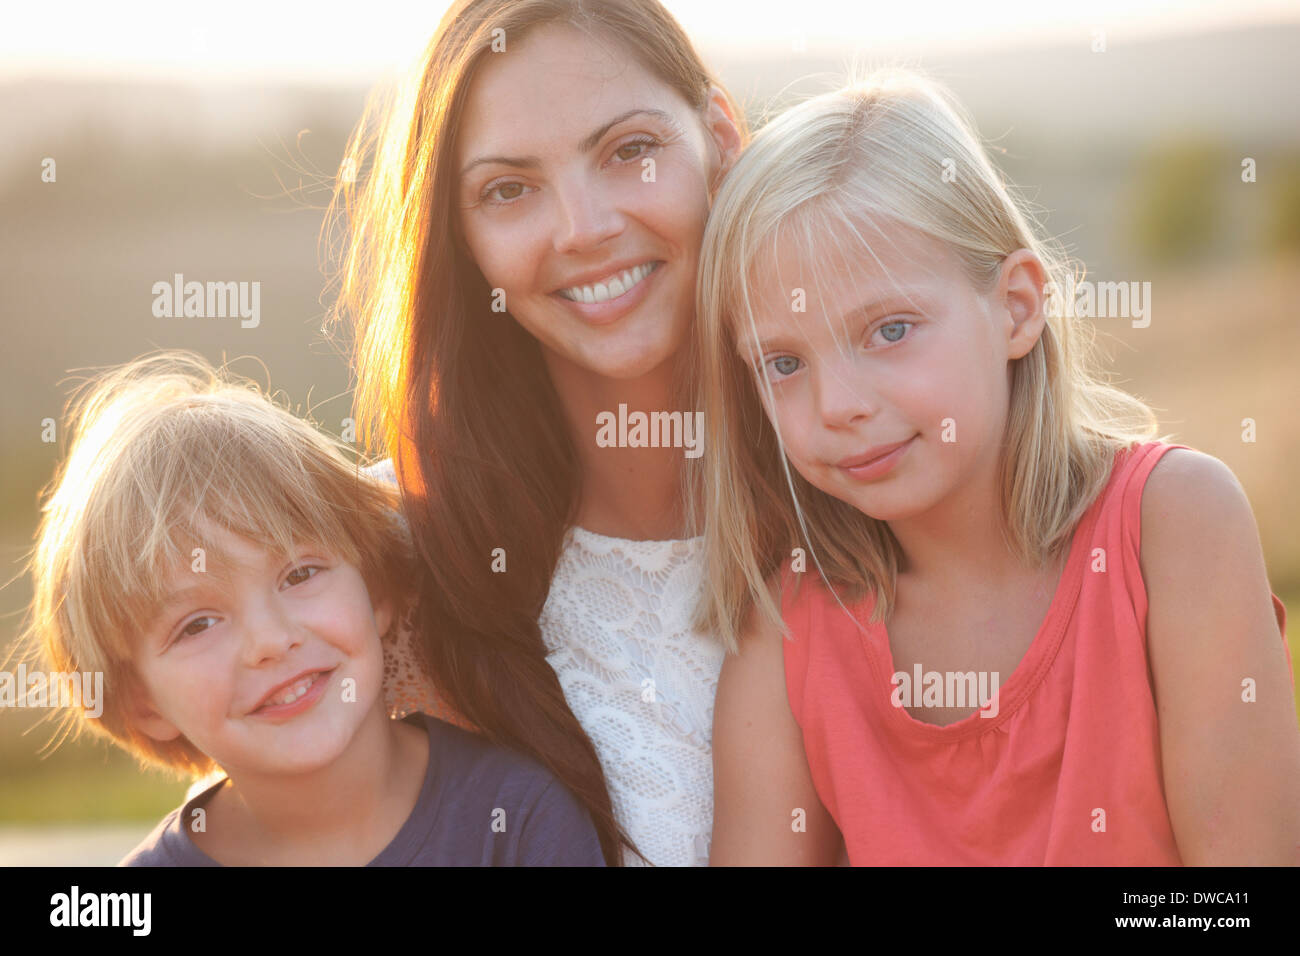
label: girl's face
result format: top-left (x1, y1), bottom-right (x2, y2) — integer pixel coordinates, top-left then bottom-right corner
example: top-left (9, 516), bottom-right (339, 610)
top-left (738, 221), bottom-right (1045, 523)
top-left (129, 524), bottom-right (392, 778)
top-left (455, 22), bottom-right (738, 382)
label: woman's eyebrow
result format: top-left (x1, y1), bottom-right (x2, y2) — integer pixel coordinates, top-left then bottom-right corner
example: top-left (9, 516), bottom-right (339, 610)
top-left (460, 108), bottom-right (677, 178)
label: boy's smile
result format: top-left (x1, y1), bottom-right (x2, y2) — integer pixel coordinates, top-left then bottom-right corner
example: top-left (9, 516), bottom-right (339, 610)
top-left (246, 666), bottom-right (338, 721)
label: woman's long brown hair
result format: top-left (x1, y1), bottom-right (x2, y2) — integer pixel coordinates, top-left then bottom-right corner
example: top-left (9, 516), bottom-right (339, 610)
top-left (326, 0), bottom-right (749, 865)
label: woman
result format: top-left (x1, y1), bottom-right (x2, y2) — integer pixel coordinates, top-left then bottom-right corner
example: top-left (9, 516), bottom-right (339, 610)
top-left (328, 0), bottom-right (747, 865)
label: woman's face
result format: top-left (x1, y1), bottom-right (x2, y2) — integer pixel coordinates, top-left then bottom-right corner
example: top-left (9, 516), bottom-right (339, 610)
top-left (455, 22), bottom-right (739, 382)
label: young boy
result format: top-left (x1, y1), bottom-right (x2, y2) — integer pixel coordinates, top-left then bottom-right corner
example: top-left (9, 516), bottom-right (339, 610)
top-left (21, 351), bottom-right (606, 866)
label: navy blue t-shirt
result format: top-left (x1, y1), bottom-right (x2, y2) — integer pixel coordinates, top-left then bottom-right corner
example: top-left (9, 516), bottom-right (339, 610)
top-left (120, 714), bottom-right (606, 866)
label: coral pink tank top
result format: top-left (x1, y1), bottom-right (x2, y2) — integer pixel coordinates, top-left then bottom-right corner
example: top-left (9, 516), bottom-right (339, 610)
top-left (781, 442), bottom-right (1291, 865)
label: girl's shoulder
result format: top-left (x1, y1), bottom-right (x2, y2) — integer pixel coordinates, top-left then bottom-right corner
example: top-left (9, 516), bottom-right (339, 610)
top-left (1134, 442), bottom-right (1286, 646)
top-left (1136, 443), bottom-right (1254, 556)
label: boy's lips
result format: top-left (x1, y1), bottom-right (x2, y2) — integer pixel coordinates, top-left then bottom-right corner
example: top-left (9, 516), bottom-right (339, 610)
top-left (248, 667), bottom-right (336, 716)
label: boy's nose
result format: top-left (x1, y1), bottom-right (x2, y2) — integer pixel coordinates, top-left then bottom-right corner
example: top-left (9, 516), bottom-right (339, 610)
top-left (240, 602), bottom-right (303, 666)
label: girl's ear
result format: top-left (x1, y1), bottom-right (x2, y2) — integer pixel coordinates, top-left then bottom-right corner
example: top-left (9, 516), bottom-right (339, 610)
top-left (999, 249), bottom-right (1049, 360)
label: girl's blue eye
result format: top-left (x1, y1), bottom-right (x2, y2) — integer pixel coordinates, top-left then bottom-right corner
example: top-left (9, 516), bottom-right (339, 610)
top-left (877, 321), bottom-right (911, 344)
top-left (766, 355), bottom-right (801, 379)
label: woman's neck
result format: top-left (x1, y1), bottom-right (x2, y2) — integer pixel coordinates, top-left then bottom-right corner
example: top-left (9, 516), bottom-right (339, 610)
top-left (545, 351), bottom-right (693, 541)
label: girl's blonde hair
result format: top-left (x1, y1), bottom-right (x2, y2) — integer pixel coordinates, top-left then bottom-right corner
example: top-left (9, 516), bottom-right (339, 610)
top-left (16, 351), bottom-right (413, 777)
top-left (688, 69), bottom-right (1158, 652)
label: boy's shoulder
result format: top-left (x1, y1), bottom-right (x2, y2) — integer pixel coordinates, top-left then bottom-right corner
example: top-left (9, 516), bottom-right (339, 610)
top-left (118, 779), bottom-right (226, 867)
top-left (397, 713), bottom-right (606, 866)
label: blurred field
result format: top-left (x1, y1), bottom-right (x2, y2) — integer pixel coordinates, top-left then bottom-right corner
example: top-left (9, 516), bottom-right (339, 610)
top-left (2, 24), bottom-right (1298, 862)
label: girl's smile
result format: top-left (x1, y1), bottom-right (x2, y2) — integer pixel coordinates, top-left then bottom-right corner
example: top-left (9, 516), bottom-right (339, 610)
top-left (837, 434), bottom-right (918, 481)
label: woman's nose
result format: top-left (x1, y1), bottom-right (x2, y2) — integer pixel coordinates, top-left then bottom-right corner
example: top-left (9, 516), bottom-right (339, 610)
top-left (551, 172), bottom-right (624, 254)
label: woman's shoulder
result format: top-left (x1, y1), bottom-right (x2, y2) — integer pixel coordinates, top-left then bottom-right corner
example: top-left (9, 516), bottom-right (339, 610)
top-left (362, 457), bottom-right (397, 485)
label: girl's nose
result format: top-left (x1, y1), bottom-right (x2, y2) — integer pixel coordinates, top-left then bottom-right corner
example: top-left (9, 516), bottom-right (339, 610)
top-left (552, 173), bottom-right (624, 254)
top-left (814, 360), bottom-right (878, 429)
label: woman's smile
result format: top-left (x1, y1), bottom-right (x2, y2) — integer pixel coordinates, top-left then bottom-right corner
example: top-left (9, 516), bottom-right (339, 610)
top-left (550, 259), bottom-right (665, 326)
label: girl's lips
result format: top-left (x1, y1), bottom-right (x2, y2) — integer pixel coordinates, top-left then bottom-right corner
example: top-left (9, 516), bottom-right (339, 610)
top-left (549, 260), bottom-right (663, 326)
top-left (248, 668), bottom-right (334, 721)
top-left (839, 436), bottom-right (916, 481)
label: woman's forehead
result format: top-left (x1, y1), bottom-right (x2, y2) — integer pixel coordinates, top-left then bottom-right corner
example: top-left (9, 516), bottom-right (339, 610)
top-left (455, 22), bottom-right (689, 168)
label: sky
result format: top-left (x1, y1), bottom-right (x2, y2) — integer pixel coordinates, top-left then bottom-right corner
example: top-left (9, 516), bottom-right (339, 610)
top-left (4, 0), bottom-right (1298, 83)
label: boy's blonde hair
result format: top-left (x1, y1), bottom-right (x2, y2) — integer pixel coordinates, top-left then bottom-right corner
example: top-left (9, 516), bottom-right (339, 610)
top-left (688, 69), bottom-right (1158, 652)
top-left (17, 351), bottom-right (414, 776)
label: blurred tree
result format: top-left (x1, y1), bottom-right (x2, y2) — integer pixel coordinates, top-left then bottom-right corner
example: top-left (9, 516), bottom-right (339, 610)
top-left (1130, 139), bottom-right (1223, 265)
top-left (1266, 151), bottom-right (1300, 253)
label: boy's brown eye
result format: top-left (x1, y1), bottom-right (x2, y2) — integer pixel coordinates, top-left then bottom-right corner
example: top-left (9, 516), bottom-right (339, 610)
top-left (284, 565), bottom-right (320, 587)
top-left (180, 616), bottom-right (217, 639)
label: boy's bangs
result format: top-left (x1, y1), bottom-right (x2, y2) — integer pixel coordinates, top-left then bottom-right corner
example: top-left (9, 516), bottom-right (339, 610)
top-left (105, 407), bottom-right (366, 644)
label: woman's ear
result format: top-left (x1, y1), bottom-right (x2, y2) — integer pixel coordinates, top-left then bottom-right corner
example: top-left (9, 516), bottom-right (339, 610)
top-left (999, 249), bottom-right (1049, 360)
top-left (702, 85), bottom-right (743, 197)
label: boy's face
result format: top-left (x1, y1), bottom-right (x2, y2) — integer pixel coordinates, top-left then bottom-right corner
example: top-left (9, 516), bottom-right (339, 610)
top-left (128, 524), bottom-right (392, 777)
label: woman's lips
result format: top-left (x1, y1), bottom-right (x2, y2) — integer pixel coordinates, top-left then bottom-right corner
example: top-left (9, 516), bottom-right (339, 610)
top-left (837, 436), bottom-right (916, 481)
top-left (550, 260), bottom-right (663, 326)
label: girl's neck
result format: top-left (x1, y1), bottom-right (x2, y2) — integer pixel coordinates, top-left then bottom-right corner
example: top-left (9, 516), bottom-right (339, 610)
top-left (887, 444), bottom-right (1028, 586)
top-left (203, 705), bottom-right (427, 865)
top-left (546, 350), bottom-right (692, 541)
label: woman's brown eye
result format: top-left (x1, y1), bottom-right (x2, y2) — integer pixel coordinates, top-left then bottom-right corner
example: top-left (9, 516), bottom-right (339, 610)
top-left (497, 183), bottom-right (523, 200)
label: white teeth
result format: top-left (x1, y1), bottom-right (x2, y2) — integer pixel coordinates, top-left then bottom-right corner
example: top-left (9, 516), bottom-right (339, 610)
top-left (560, 262), bottom-right (657, 303)
top-left (265, 674), bottom-right (317, 708)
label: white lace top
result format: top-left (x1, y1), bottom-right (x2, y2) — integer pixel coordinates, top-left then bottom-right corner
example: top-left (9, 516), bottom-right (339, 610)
top-left (364, 460), bottom-right (722, 867)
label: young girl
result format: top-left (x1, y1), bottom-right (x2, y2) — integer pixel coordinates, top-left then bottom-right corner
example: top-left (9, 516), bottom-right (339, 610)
top-left (691, 70), bottom-right (1300, 865)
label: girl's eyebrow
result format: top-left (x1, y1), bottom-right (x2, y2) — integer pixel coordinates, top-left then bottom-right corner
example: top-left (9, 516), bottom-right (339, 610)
top-left (734, 295), bottom-right (923, 356)
top-left (459, 108), bottom-right (677, 178)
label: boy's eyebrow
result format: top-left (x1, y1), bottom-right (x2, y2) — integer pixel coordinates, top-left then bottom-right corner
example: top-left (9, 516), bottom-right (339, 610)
top-left (734, 293), bottom-right (927, 356)
top-left (459, 108), bottom-right (677, 178)
top-left (156, 584), bottom-right (211, 613)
